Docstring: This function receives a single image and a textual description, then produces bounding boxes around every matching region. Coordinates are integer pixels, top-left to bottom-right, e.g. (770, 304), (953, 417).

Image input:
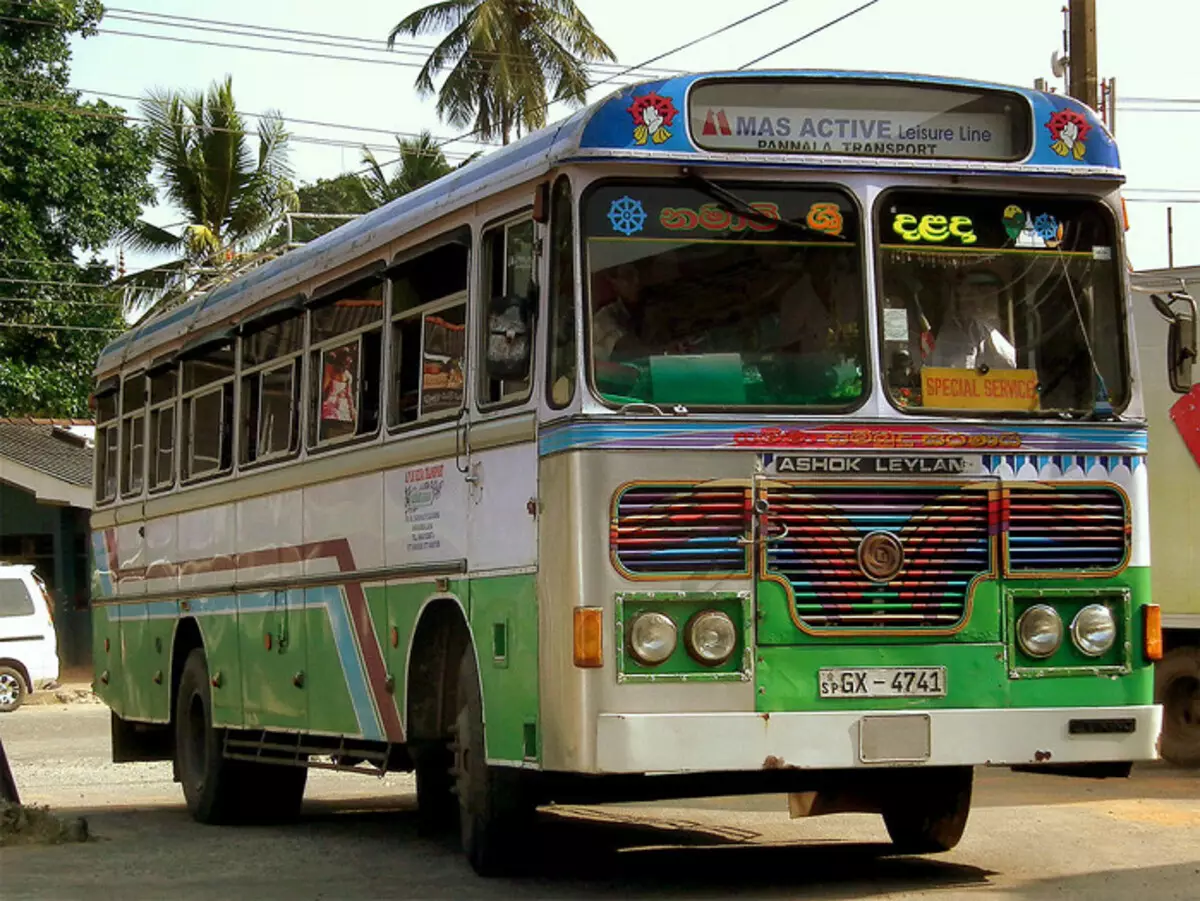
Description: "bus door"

(240, 588), (307, 731)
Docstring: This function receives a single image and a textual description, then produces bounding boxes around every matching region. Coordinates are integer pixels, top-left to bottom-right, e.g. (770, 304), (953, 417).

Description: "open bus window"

(240, 311), (303, 466)
(480, 216), (536, 407)
(584, 182), (865, 409)
(148, 366), (178, 491)
(388, 236), (469, 427)
(307, 279), (383, 447)
(877, 191), (1128, 415)
(180, 340), (235, 481)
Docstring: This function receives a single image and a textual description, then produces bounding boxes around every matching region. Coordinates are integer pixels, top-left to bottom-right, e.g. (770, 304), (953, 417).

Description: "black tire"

(414, 741), (458, 836)
(174, 648), (307, 824)
(881, 766), (973, 853)
(0, 666), (27, 713)
(453, 647), (534, 876)
(1156, 647), (1200, 767)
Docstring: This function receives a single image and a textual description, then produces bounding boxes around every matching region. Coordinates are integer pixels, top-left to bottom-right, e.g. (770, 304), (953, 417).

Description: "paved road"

(3, 704), (1200, 900)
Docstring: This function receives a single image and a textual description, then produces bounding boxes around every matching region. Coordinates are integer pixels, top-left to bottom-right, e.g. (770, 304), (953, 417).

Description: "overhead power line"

(738, 0), (884, 69)
(0, 321), (123, 332)
(0, 296), (124, 307)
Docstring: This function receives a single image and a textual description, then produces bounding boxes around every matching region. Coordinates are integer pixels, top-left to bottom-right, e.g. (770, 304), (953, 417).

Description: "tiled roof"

(0, 420), (94, 487)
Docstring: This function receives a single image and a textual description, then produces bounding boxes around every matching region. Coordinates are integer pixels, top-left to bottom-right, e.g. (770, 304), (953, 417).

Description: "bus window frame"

(119, 371), (147, 500)
(305, 272), (386, 452)
(178, 337), (236, 485)
(385, 227), (472, 433)
(238, 310), (304, 470)
(545, 174), (578, 411)
(871, 186), (1132, 419)
(477, 207), (538, 413)
(146, 363), (179, 494)
(93, 379), (119, 506)
(577, 175), (872, 415)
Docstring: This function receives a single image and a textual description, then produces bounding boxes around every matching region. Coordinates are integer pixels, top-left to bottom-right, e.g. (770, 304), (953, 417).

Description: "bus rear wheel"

(453, 647), (534, 876)
(880, 766), (973, 853)
(175, 648), (307, 823)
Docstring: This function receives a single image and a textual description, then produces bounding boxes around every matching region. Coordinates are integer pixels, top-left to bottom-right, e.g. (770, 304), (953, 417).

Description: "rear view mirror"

(1168, 303), (1197, 394)
(486, 295), (533, 381)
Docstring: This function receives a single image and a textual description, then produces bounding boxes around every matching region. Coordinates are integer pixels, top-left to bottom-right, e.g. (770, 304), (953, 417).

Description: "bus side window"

(119, 372), (147, 498)
(388, 234), (470, 428)
(93, 383), (119, 504)
(180, 338), (236, 482)
(546, 177), (576, 409)
(308, 277), (384, 447)
(240, 311), (304, 466)
(148, 364), (178, 492)
(480, 216), (536, 407)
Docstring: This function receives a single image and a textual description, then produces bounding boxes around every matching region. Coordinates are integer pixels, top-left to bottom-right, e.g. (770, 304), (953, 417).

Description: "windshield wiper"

(681, 168), (844, 241)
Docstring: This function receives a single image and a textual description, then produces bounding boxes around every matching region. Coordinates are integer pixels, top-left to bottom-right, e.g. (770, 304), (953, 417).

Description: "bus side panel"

(91, 603), (123, 715)
(120, 602), (172, 723)
(239, 589), (308, 731)
(196, 596), (244, 729)
(305, 583), (374, 738)
(471, 573), (540, 764)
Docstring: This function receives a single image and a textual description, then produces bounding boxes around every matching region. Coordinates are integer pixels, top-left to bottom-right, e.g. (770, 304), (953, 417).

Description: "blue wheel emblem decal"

(607, 196), (647, 236)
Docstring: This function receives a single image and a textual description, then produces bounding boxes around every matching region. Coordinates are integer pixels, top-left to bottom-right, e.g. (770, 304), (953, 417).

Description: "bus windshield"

(584, 182), (866, 409)
(877, 191), (1128, 416)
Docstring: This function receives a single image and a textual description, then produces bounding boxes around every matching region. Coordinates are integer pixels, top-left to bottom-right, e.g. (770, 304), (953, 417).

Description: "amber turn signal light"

(573, 607), (603, 668)
(1144, 604), (1163, 662)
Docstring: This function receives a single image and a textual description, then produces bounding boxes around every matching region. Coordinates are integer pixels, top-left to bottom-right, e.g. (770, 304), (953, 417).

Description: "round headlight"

(685, 610), (738, 666)
(1071, 604), (1116, 657)
(1017, 604), (1063, 658)
(628, 612), (677, 666)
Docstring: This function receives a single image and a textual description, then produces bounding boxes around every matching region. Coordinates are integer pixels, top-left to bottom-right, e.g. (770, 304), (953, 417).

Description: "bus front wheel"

(175, 648), (307, 823)
(1156, 647), (1200, 767)
(880, 766), (973, 853)
(453, 647), (534, 876)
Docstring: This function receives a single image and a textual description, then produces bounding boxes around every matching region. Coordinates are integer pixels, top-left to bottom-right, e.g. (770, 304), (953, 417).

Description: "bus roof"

(97, 69), (1116, 377)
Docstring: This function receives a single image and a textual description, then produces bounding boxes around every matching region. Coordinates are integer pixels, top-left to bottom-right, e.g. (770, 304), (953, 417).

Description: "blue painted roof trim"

(97, 69), (1117, 376)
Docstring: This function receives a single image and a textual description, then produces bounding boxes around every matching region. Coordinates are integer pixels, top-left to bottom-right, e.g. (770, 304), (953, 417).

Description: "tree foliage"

(361, 130), (480, 205)
(121, 76), (296, 321)
(388, 0), (615, 144)
(0, 0), (155, 417)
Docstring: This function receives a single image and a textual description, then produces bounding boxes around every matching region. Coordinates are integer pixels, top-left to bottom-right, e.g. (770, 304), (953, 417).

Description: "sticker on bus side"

(765, 454), (983, 476)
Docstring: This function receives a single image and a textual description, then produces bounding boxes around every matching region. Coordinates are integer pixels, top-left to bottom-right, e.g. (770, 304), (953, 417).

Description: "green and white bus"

(91, 70), (1165, 876)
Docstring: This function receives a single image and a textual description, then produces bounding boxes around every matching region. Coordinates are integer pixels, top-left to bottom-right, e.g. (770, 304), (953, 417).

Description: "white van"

(0, 564), (60, 712)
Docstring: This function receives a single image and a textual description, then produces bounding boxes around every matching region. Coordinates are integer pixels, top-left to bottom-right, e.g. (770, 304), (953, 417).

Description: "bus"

(91, 69), (1164, 876)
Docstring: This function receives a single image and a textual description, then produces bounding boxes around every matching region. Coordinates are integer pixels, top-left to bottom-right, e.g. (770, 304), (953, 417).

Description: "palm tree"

(388, 0), (615, 144)
(361, 130), (482, 206)
(120, 76), (295, 320)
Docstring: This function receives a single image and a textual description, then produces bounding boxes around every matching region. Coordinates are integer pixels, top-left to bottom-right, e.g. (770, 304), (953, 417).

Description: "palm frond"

(119, 218), (187, 256)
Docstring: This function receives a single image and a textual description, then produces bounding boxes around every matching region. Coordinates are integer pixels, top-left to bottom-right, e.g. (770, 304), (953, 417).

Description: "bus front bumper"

(594, 705), (1162, 774)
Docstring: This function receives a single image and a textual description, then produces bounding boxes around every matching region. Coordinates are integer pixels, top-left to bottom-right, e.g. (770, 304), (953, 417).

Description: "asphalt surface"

(2, 704), (1200, 900)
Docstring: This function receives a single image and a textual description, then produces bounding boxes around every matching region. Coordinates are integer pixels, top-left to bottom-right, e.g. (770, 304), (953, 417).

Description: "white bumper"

(595, 706), (1162, 774)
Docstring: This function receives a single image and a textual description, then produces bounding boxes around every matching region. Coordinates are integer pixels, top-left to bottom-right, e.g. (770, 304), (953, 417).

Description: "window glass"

(310, 281), (384, 344)
(122, 374), (146, 415)
(150, 370), (177, 406)
(120, 411), (145, 496)
(480, 217), (537, 406)
(420, 305), (467, 417)
(96, 391), (117, 424)
(547, 177), (577, 408)
(0, 579), (34, 617)
(150, 405), (175, 490)
(392, 242), (468, 316)
(584, 182), (865, 409)
(242, 313), (304, 367)
(877, 191), (1128, 414)
(311, 332), (381, 445)
(95, 423), (118, 503)
(183, 384), (232, 480)
(258, 363), (297, 458)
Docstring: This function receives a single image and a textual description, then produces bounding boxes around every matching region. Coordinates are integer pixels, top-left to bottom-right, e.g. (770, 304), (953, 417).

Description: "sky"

(65, 0), (1200, 277)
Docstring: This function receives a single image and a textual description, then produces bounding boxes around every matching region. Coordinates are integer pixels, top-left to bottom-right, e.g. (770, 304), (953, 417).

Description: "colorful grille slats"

(1004, 487), (1128, 572)
(765, 485), (992, 628)
(612, 486), (749, 575)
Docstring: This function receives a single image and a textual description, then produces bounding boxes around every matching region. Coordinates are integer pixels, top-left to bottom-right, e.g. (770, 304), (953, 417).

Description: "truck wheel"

(0, 666), (27, 713)
(175, 649), (307, 823)
(414, 742), (457, 835)
(1156, 647), (1200, 766)
(881, 766), (973, 853)
(453, 647), (534, 876)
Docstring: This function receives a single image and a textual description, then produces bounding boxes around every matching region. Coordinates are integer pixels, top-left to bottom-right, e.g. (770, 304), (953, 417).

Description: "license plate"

(819, 667), (946, 698)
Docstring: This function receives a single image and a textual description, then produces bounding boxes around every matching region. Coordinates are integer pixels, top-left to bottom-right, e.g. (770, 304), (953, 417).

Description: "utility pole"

(1067, 0), (1099, 109)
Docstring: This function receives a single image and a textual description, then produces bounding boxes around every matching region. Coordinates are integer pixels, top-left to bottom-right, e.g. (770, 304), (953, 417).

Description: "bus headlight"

(685, 610), (738, 666)
(628, 612), (677, 666)
(1071, 604), (1116, 657)
(1017, 604), (1063, 658)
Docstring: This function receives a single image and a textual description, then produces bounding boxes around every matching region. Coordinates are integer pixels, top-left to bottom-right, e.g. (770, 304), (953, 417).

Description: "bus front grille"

(1004, 486), (1128, 573)
(611, 484), (750, 576)
(764, 484), (993, 629)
